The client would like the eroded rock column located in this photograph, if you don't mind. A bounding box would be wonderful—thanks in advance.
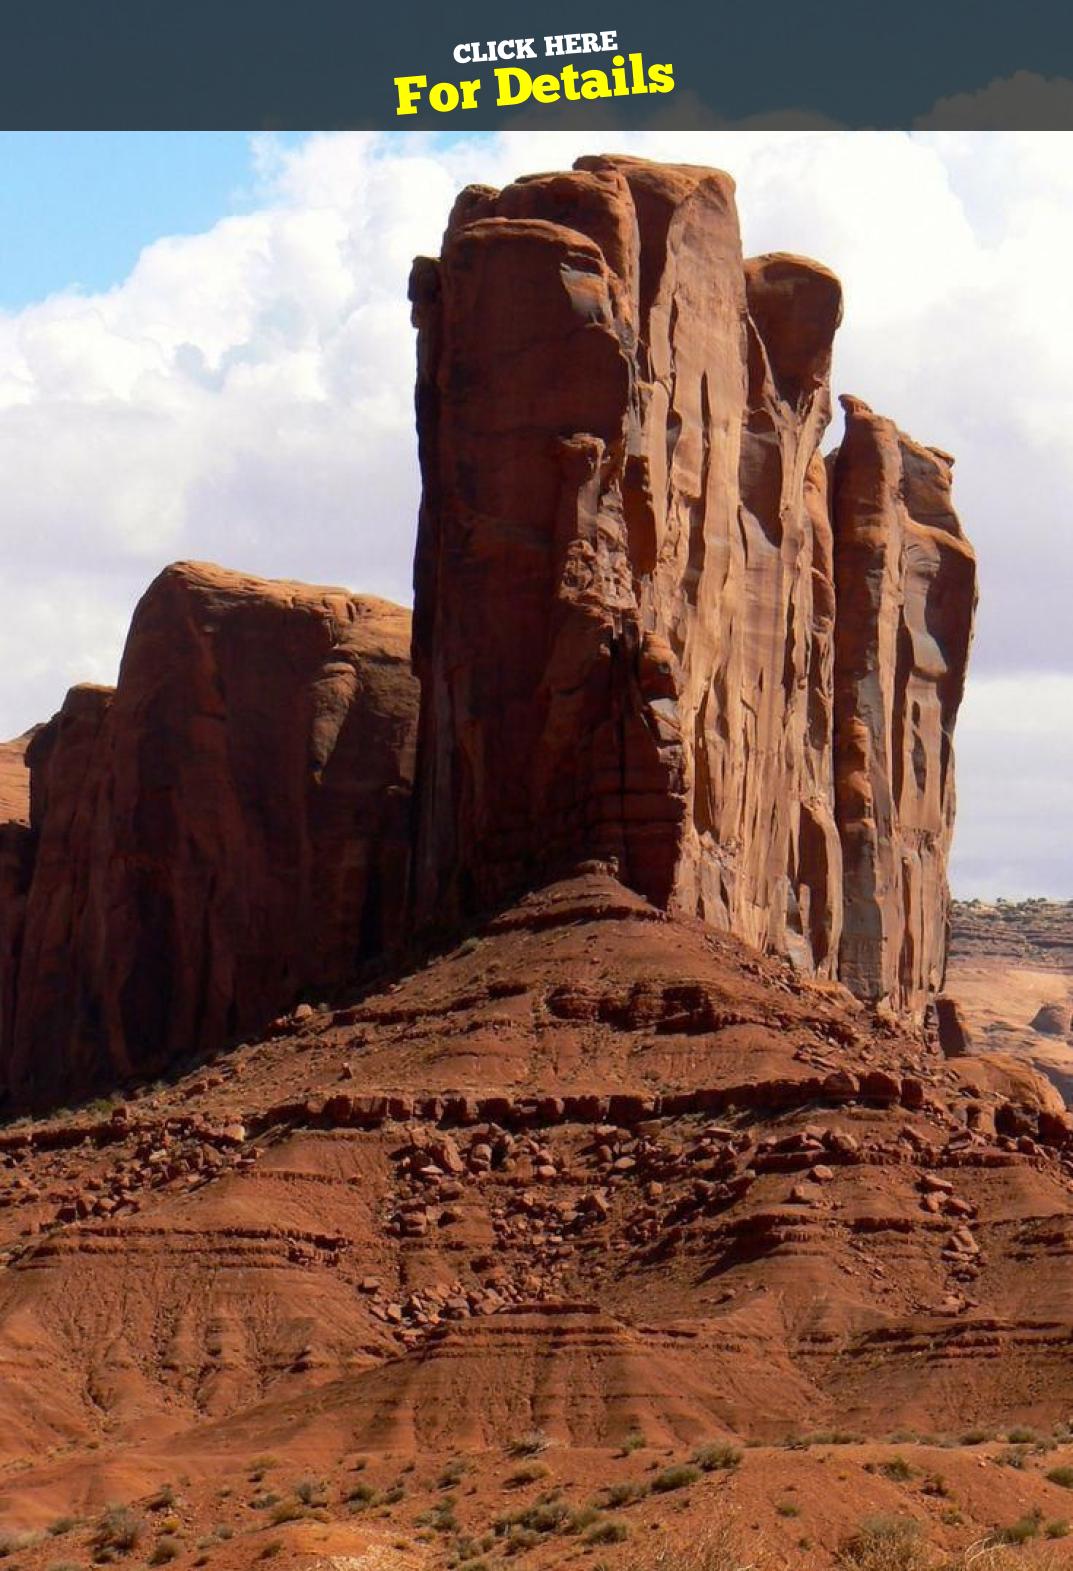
[831,396,977,1015]
[410,155,845,974]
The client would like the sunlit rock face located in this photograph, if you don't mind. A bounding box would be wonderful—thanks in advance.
[0,563,418,1104]
[409,154,976,1019]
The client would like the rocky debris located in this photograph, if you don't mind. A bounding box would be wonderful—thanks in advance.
[917,1169,980,1223]
[941,1220,983,1280]
[0,564,418,1106]
[10,1037,1073,1235]
[0,1117,270,1228]
[266,1070,993,1143]
[365,1275,514,1341]
[3,923,1073,1459]
[409,156,975,1022]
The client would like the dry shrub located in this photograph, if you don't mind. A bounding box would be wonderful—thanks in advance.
[839,1517,926,1571]
[842,1531,1068,1571]
[507,1428,550,1458]
[92,1505,145,1557]
[942,1550,1066,1571]
[623,1519,770,1570]
[624,1522,1069,1571]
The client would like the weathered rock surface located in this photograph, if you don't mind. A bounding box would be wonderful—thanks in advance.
[832,397,977,1015]
[0,731,33,827]
[1,564,418,1104]
[1031,1002,1070,1036]
[409,155,977,1018]
[951,899,1073,970]
[934,993,973,1058]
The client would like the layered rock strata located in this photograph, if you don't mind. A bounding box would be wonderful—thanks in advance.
[409,154,976,1016]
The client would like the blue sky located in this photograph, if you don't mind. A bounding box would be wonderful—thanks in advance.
[0,129,1071,898]
[0,133,298,308]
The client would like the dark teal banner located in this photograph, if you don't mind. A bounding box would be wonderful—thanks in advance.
[1,0,1071,128]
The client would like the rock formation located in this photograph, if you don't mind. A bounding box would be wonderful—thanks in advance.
[0,158,977,1101]
[1031,1002,1070,1037]
[409,154,976,1017]
[0,564,418,1105]
[832,397,977,1013]
[0,162,1064,1561]
[934,993,973,1058]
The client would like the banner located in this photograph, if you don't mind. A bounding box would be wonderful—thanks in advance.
[2,0,1072,128]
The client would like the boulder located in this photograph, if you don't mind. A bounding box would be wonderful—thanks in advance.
[1030,1002,1070,1036]
[934,995,974,1057]
[953,1052,1066,1117]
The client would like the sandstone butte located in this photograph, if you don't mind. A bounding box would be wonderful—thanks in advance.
[409,156,977,1027]
[0,157,977,1104]
[3,161,1067,1571]
[0,564,418,1105]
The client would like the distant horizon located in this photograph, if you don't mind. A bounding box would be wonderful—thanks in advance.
[1,129,1071,901]
[953,894,1073,907]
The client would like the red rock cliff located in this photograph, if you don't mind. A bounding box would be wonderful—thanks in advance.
[409,154,976,1017]
[2,563,418,1104]
[831,396,977,1013]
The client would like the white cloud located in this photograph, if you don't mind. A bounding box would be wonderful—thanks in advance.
[951,675,1073,900]
[0,130,1070,893]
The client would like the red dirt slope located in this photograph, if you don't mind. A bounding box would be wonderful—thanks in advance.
[1,872,1072,1567]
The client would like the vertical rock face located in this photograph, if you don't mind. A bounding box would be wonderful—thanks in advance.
[410,154,976,1017]
[411,156,843,967]
[831,397,977,1013]
[0,155,977,1114]
[2,564,418,1104]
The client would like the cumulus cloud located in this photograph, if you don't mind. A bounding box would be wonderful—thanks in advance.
[951,675,1073,900]
[0,129,1069,893]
